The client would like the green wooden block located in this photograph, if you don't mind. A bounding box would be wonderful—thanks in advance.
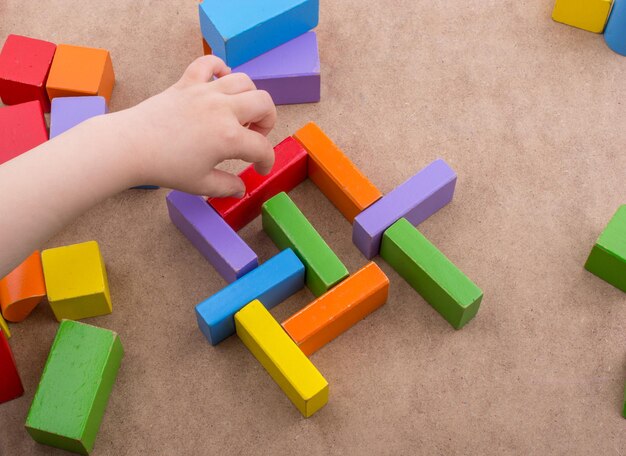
[262,192,348,296]
[623,382,626,419]
[584,205,626,293]
[25,320,124,455]
[380,218,483,329]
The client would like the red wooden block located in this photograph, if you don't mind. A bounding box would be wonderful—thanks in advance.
[0,35,57,112]
[0,100,48,165]
[208,137,307,231]
[0,327,24,404]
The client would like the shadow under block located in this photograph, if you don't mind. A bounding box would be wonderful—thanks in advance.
[167,190,258,283]
[381,218,483,329]
[282,262,389,356]
[235,300,328,417]
[353,159,457,259]
[294,122,383,222]
[584,205,626,292]
[0,251,46,322]
[552,0,612,33]
[262,192,349,297]
[208,136,307,231]
[605,0,626,55]
[0,100,48,165]
[199,0,319,68]
[195,248,305,345]
[46,44,115,104]
[0,328,23,404]
[233,32,320,105]
[25,320,124,455]
[0,34,56,112]
[0,312,10,338]
[49,96,108,138]
[41,241,112,321]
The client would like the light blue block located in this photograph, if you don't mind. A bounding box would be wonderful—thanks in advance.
[605,0,626,56]
[198,0,319,68]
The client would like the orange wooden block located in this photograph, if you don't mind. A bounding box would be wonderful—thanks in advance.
[282,262,389,355]
[294,122,382,223]
[202,38,212,56]
[0,251,46,322]
[46,44,115,104]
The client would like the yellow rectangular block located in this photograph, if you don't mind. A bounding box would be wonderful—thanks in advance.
[235,300,328,417]
[0,312,10,338]
[41,241,112,321]
[552,0,613,33]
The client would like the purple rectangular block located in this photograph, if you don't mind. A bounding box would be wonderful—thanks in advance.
[49,96,108,138]
[353,159,457,259]
[232,31,320,105]
[166,190,258,283]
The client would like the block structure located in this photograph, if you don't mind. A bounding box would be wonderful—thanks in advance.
[0,327,23,403]
[0,100,48,165]
[26,320,124,455]
[0,251,46,322]
[605,0,626,55]
[49,96,108,138]
[552,0,612,33]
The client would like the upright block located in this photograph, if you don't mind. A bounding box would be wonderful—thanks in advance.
[282,262,389,356]
[262,192,349,297]
[199,0,319,67]
[46,44,115,104]
[0,312,11,338]
[0,34,56,112]
[381,218,483,329]
[0,251,46,322]
[196,249,304,345]
[208,137,307,231]
[26,320,124,455]
[605,0,626,55]
[41,241,112,321]
[0,327,23,404]
[353,159,457,259]
[166,190,258,283]
[49,96,108,138]
[0,100,48,165]
[552,0,612,33]
[294,122,383,222]
[235,300,328,417]
[584,205,626,292]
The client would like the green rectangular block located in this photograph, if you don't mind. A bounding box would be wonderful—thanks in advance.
[584,205,626,293]
[25,320,124,455]
[381,218,482,329]
[262,192,348,296]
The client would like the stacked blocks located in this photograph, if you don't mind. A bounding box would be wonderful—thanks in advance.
[0,100,48,165]
[0,327,24,404]
[50,96,108,138]
[0,251,46,322]
[552,0,612,33]
[605,0,626,55]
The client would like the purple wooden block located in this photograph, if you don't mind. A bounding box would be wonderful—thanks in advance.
[353,159,457,259]
[166,190,258,283]
[49,96,108,138]
[232,31,320,105]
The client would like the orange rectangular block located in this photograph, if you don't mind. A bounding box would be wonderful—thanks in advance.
[294,122,382,223]
[0,251,46,322]
[282,262,389,355]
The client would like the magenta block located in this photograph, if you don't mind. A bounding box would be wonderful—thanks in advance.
[49,96,108,139]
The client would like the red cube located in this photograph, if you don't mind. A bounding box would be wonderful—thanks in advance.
[0,101,48,165]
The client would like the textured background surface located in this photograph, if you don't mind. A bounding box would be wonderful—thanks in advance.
[1,1,626,454]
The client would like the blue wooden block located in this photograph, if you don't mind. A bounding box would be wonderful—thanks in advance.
[195,248,305,345]
[198,0,319,68]
[605,0,626,56]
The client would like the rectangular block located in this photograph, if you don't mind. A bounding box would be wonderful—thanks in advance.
[235,300,328,417]
[294,122,382,222]
[0,100,48,165]
[208,136,307,231]
[381,218,482,329]
[196,249,304,345]
[552,0,612,33]
[167,190,258,283]
[50,96,108,138]
[0,251,46,322]
[353,159,457,259]
[0,327,23,404]
[199,0,319,67]
[282,262,389,355]
[26,320,124,455]
[262,192,349,296]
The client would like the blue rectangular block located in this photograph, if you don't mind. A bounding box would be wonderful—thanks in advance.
[195,248,305,345]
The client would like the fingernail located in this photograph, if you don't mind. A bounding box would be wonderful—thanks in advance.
[234,191,245,199]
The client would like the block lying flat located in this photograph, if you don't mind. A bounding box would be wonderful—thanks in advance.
[353,159,456,259]
[50,96,108,138]
[0,251,46,322]
[0,327,23,403]
[235,299,328,417]
[0,100,48,165]
[552,0,612,33]
[381,218,482,329]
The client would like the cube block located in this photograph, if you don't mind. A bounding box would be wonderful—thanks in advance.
[0,327,23,403]
[49,96,108,139]
[552,0,612,33]
[0,100,48,165]
[0,251,46,322]
[605,0,626,55]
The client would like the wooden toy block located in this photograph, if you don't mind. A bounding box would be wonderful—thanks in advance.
[605,0,626,55]
[199,0,319,67]
[381,218,483,329]
[202,38,212,55]
[584,205,626,292]
[353,159,457,259]
[41,241,112,321]
[0,251,46,322]
[26,320,123,455]
[0,34,56,112]
[49,96,108,138]
[46,44,115,104]
[0,327,23,404]
[166,190,258,283]
[552,0,612,33]
[623,381,626,418]
[235,300,328,417]
[233,32,320,105]
[0,312,11,338]
[131,185,159,189]
[208,137,307,231]
[0,100,48,165]
[282,262,389,356]
[196,249,304,345]
[294,122,383,222]
[262,192,349,297]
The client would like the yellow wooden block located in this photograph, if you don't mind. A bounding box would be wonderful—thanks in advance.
[235,300,328,417]
[41,241,112,321]
[552,0,613,33]
[0,312,10,338]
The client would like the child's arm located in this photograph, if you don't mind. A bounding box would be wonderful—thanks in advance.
[0,56,277,276]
